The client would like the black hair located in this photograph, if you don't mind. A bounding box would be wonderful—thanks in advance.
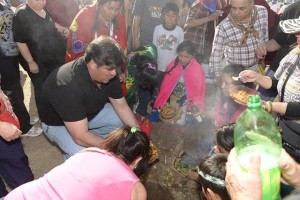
[162,2,179,16]
[131,54,159,88]
[84,36,124,69]
[102,127,150,176]
[93,0,123,33]
[215,123,235,153]
[222,64,256,89]
[222,64,245,85]
[166,40,196,74]
[198,154,230,200]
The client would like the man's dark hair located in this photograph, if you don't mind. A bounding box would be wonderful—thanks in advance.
[84,36,124,70]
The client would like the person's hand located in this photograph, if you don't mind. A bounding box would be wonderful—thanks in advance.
[0,121,22,142]
[226,148,262,200]
[208,10,223,21]
[256,42,267,59]
[239,70,259,83]
[28,61,39,74]
[278,149,300,189]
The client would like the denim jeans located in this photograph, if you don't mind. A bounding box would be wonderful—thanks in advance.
[42,103,123,159]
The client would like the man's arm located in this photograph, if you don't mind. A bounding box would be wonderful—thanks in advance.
[256,39,281,58]
[132,16,141,50]
[109,97,139,127]
[64,118,104,148]
[185,11,221,28]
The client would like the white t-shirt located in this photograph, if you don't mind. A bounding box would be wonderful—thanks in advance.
[153,24,184,72]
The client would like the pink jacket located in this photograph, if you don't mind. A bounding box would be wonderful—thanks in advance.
[154,58,206,111]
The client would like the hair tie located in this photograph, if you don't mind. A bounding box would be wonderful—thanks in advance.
[197,167,226,187]
[142,63,157,70]
[131,127,137,134]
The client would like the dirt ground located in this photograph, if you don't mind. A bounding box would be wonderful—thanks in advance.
[19,68,217,200]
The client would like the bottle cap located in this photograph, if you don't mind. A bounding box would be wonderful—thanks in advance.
[247,95,261,108]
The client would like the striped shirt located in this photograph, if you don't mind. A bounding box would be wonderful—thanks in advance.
[209,5,268,77]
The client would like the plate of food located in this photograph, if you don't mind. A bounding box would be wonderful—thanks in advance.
[160,105,178,120]
[159,105,182,123]
[229,85,259,105]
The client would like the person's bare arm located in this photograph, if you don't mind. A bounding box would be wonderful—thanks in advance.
[64,118,104,148]
[16,42,39,74]
[239,70,273,89]
[132,16,141,50]
[131,182,147,200]
[109,97,139,127]
[265,39,281,52]
[185,11,222,28]
[256,39,281,58]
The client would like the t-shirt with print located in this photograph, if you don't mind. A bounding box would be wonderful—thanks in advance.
[153,24,184,72]
[132,0,171,46]
[0,3,19,58]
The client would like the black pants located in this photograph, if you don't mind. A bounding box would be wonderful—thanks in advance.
[0,138,33,197]
[0,56,32,133]
[19,56,63,111]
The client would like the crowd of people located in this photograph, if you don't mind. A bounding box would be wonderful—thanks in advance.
[1,0,300,199]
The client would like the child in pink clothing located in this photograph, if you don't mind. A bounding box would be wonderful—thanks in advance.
[215,64,247,126]
[153,40,206,124]
[5,127,150,200]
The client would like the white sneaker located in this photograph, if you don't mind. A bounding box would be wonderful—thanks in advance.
[30,116,40,125]
[21,126,43,137]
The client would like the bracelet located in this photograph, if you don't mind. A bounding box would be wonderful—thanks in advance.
[266,101,272,114]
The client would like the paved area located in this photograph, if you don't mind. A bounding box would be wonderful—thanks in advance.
[19,69,217,199]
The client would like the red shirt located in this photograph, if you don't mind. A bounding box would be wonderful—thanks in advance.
[65,3,127,63]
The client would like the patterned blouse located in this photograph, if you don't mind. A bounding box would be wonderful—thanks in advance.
[209,5,268,77]
[275,51,300,123]
[0,3,19,58]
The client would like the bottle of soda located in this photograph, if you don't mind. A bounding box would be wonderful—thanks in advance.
[234,95,282,200]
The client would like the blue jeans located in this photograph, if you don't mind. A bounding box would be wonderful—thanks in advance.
[41,103,123,159]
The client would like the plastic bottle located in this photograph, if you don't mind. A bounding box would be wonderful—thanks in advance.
[234,95,282,200]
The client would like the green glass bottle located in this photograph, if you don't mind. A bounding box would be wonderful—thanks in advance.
[234,95,282,200]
